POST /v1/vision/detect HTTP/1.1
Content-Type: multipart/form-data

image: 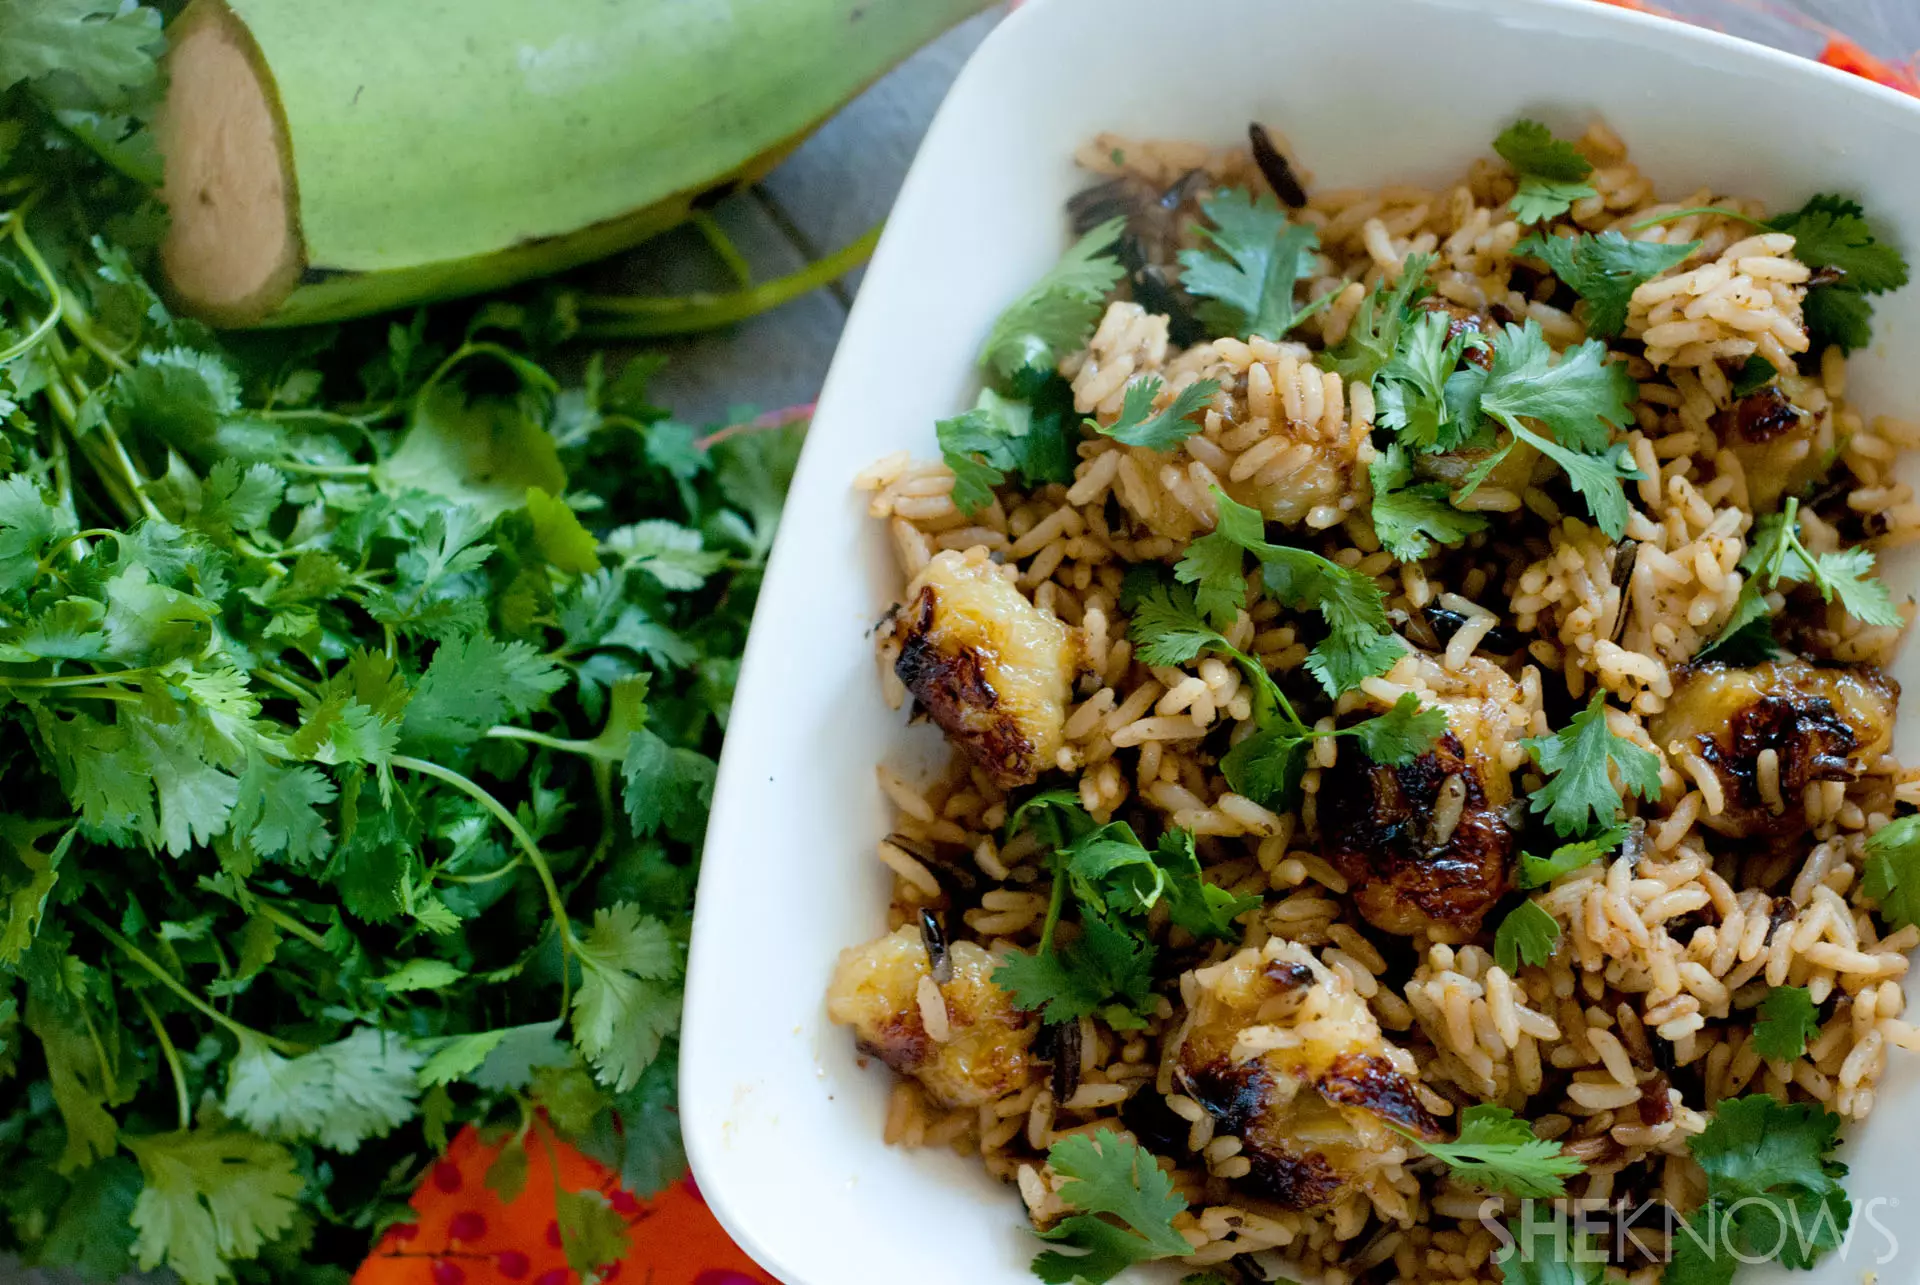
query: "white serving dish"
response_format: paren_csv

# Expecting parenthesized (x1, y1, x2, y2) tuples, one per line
(681, 0, 1920, 1280)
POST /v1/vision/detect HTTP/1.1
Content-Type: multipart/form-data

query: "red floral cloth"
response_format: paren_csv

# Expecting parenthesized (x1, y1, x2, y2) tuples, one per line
(352, 1125, 778, 1285)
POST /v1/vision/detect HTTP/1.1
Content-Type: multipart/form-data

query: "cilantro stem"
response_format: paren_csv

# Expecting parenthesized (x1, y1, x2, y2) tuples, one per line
(132, 988, 190, 1131)
(414, 341, 559, 410)
(1037, 854, 1069, 953)
(1627, 206, 1767, 232)
(272, 459, 373, 477)
(77, 909, 305, 1055)
(484, 724, 623, 762)
(572, 221, 882, 338)
(251, 667, 316, 702)
(254, 902, 330, 951)
(0, 199, 63, 366)
(0, 666, 151, 688)
(36, 527, 120, 573)
(390, 756, 575, 992)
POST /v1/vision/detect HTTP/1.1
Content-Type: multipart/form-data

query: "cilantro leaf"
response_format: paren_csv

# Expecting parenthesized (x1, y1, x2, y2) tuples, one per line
(1218, 720, 1311, 811)
(1731, 354, 1777, 398)
(1863, 814, 1920, 930)
(993, 909, 1157, 1030)
(1416, 1103, 1583, 1197)
(1479, 321, 1639, 453)
(1368, 443, 1487, 560)
(1677, 1095, 1851, 1279)
(1125, 579, 1237, 669)
(223, 1028, 423, 1153)
(1350, 692, 1449, 765)
(1177, 189, 1333, 341)
(1752, 986, 1821, 1062)
(1323, 253, 1434, 383)
(1493, 120, 1595, 183)
(1175, 485, 1269, 626)
(1769, 194, 1909, 353)
(128, 1127, 304, 1285)
(983, 217, 1128, 390)
(1516, 230, 1698, 337)
(1492, 120, 1599, 225)
(937, 384, 1083, 514)
(0, 0, 164, 114)
(1522, 691, 1663, 836)
(1032, 1128, 1190, 1284)
(1150, 828, 1260, 941)
(1093, 376, 1221, 451)
(1493, 899, 1561, 972)
(1737, 499, 1902, 628)
(623, 727, 717, 842)
(1517, 825, 1624, 888)
(1696, 581, 1782, 664)
(569, 903, 682, 1093)
(1497, 1202, 1607, 1285)
(1768, 194, 1909, 294)
(1374, 309, 1490, 451)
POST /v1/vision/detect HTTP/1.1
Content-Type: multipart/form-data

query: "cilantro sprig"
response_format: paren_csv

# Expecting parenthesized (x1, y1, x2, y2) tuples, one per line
(1516, 824, 1625, 889)
(1667, 1096, 1852, 1284)
(1493, 899, 1562, 973)
(1493, 119, 1600, 225)
(1126, 560, 1441, 812)
(992, 797, 1254, 1030)
(1031, 1129, 1192, 1284)
(1323, 252, 1436, 383)
(1411, 1103, 1584, 1197)
(983, 216, 1129, 391)
(1522, 691, 1663, 838)
(1702, 495, 1903, 660)
(1091, 375, 1223, 451)
(1768, 194, 1909, 353)
(1515, 230, 1699, 337)
(1172, 487, 1408, 697)
(1177, 188, 1339, 341)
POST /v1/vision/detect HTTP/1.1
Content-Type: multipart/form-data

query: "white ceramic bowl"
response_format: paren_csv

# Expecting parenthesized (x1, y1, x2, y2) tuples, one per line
(682, 0, 1920, 1280)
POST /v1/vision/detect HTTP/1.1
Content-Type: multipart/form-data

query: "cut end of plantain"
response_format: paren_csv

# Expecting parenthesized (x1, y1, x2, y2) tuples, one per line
(158, 0, 302, 327)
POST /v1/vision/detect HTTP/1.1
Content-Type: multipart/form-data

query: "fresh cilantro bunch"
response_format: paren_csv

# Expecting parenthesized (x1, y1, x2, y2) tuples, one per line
(0, 14, 800, 1281)
(1667, 1096, 1852, 1285)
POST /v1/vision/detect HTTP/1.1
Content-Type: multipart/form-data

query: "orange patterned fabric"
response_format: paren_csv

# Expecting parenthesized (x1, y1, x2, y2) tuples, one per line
(352, 1124, 778, 1285)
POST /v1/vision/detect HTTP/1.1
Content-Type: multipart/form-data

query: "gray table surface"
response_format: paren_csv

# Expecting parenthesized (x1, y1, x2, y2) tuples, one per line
(13, 1, 1920, 1281)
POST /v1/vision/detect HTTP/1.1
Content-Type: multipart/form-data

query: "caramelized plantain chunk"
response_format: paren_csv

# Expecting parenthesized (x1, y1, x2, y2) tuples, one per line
(891, 550, 1077, 788)
(827, 924, 1037, 1108)
(1651, 658, 1897, 837)
(1319, 697, 1515, 937)
(1175, 942, 1440, 1210)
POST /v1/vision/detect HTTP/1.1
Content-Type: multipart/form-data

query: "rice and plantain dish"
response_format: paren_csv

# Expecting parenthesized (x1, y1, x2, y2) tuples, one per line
(827, 117, 1920, 1285)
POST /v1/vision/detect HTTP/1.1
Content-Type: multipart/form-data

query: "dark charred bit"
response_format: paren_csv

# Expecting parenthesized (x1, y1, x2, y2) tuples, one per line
(1610, 540, 1639, 642)
(1415, 297, 1495, 369)
(892, 586, 1040, 787)
(1121, 1083, 1192, 1156)
(1637, 1070, 1674, 1126)
(1718, 385, 1804, 443)
(1319, 730, 1514, 937)
(1241, 1143, 1348, 1210)
(1248, 123, 1308, 208)
(1180, 1058, 1273, 1138)
(1262, 957, 1316, 993)
(1050, 1019, 1083, 1103)
(1489, 301, 1519, 327)
(1807, 264, 1847, 289)
(858, 1012, 932, 1077)
(1767, 895, 1801, 943)
(1317, 1052, 1443, 1141)
(1423, 604, 1523, 655)
(920, 909, 951, 985)
(1702, 693, 1859, 809)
